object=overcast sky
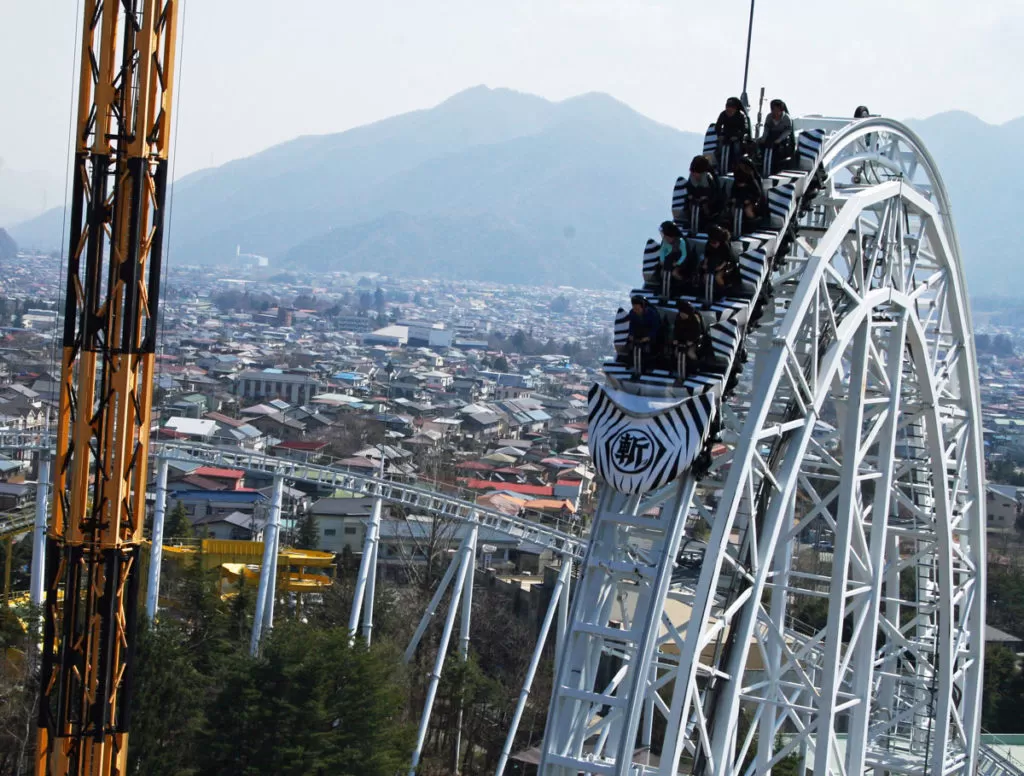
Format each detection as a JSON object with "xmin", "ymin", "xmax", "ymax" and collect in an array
[{"xmin": 1, "ymin": 0, "xmax": 1022, "ymax": 215}]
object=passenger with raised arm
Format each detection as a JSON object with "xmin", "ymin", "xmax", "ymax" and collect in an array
[
  {"xmin": 715, "ymin": 97, "xmax": 750, "ymax": 174},
  {"xmin": 702, "ymin": 226, "xmax": 744, "ymax": 301},
  {"xmin": 731, "ymin": 158, "xmax": 764, "ymax": 227},
  {"xmin": 758, "ymin": 99, "xmax": 794, "ymax": 175},
  {"xmin": 671, "ymin": 300, "xmax": 706, "ymax": 384},
  {"xmin": 626, "ymin": 295, "xmax": 661, "ymax": 378},
  {"xmin": 683, "ymin": 155, "xmax": 721, "ymax": 232}
]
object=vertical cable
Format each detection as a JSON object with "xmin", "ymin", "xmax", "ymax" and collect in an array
[
  {"xmin": 47, "ymin": 0, "xmax": 85, "ymax": 438},
  {"xmin": 740, "ymin": 0, "xmax": 756, "ymax": 110},
  {"xmin": 156, "ymin": 0, "xmax": 187, "ymax": 393}
]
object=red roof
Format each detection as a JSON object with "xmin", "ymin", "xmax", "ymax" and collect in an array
[
  {"xmin": 194, "ymin": 466, "xmax": 245, "ymax": 480},
  {"xmin": 463, "ymin": 479, "xmax": 554, "ymax": 497},
  {"xmin": 455, "ymin": 461, "xmax": 494, "ymax": 471}
]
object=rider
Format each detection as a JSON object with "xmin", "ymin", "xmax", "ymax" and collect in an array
[
  {"xmin": 671, "ymin": 300, "xmax": 706, "ymax": 383},
  {"xmin": 659, "ymin": 221, "xmax": 700, "ymax": 297},
  {"xmin": 626, "ymin": 295, "xmax": 661, "ymax": 377},
  {"xmin": 731, "ymin": 158, "xmax": 765, "ymax": 228},
  {"xmin": 683, "ymin": 155, "xmax": 722, "ymax": 232},
  {"xmin": 715, "ymin": 97, "xmax": 750, "ymax": 174},
  {"xmin": 702, "ymin": 226, "xmax": 744, "ymax": 301},
  {"xmin": 758, "ymin": 99, "xmax": 794, "ymax": 175}
]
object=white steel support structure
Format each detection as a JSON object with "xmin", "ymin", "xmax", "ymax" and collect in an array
[
  {"xmin": 539, "ymin": 118, "xmax": 986, "ymax": 775},
  {"xmin": 496, "ymin": 559, "xmax": 574, "ymax": 776},
  {"xmin": 261, "ymin": 475, "xmax": 284, "ymax": 637},
  {"xmin": 406, "ymin": 524, "xmax": 478, "ymax": 776},
  {"xmin": 250, "ymin": 473, "xmax": 283, "ymax": 655},
  {"xmin": 145, "ymin": 455, "xmax": 168, "ymax": 620},
  {"xmin": 349, "ymin": 496, "xmax": 383, "ymax": 644},
  {"xmin": 29, "ymin": 452, "xmax": 51, "ymax": 609},
  {"xmin": 540, "ymin": 477, "xmax": 698, "ymax": 774}
]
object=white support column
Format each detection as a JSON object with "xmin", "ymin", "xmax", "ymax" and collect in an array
[
  {"xmin": 261, "ymin": 474, "xmax": 284, "ymax": 637},
  {"xmin": 846, "ymin": 314, "xmax": 907, "ymax": 774},
  {"xmin": 556, "ymin": 557, "xmax": 571, "ymax": 657},
  {"xmin": 407, "ymin": 524, "xmax": 477, "ymax": 776},
  {"xmin": 361, "ymin": 540, "xmax": 378, "ymax": 645},
  {"xmin": 29, "ymin": 452, "xmax": 50, "ymax": 609},
  {"xmin": 757, "ymin": 489, "xmax": 797, "ymax": 774},
  {"xmin": 145, "ymin": 455, "xmax": 168, "ymax": 620},
  {"xmin": 349, "ymin": 497, "xmax": 383, "ymax": 641},
  {"xmin": 496, "ymin": 559, "xmax": 572, "ymax": 776},
  {"xmin": 404, "ymin": 534, "xmax": 471, "ymax": 664},
  {"xmin": 813, "ymin": 318, "xmax": 871, "ymax": 776},
  {"xmin": 250, "ymin": 473, "xmax": 283, "ymax": 655},
  {"xmin": 452, "ymin": 526, "xmax": 477, "ymax": 774}
]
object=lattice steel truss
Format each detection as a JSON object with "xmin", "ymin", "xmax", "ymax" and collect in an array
[
  {"xmin": 539, "ymin": 119, "xmax": 985, "ymax": 775},
  {"xmin": 37, "ymin": 2, "xmax": 179, "ymax": 773}
]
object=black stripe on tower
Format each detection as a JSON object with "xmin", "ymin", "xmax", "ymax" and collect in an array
[{"xmin": 142, "ymin": 158, "xmax": 169, "ymax": 354}]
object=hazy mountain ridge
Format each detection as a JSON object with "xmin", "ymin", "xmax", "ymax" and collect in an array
[
  {"xmin": 0, "ymin": 228, "xmax": 16, "ymax": 260},
  {"xmin": 9, "ymin": 87, "xmax": 1020, "ymax": 293}
]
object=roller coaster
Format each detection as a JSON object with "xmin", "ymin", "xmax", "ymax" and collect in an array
[{"xmin": 18, "ymin": 2, "xmax": 998, "ymax": 775}]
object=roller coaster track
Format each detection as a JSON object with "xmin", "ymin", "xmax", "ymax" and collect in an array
[
  {"xmin": 537, "ymin": 115, "xmax": 988, "ymax": 776},
  {"xmin": 0, "ymin": 433, "xmax": 585, "ymax": 560}
]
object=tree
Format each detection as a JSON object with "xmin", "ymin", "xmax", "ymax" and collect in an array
[
  {"xmin": 295, "ymin": 512, "xmax": 320, "ymax": 550},
  {"xmin": 549, "ymin": 294, "xmax": 571, "ymax": 314},
  {"xmin": 127, "ymin": 623, "xmax": 206, "ymax": 776},
  {"xmin": 493, "ymin": 355, "xmax": 509, "ymax": 373},
  {"xmin": 196, "ymin": 624, "xmax": 413, "ymax": 775},
  {"xmin": 164, "ymin": 500, "xmax": 193, "ymax": 539}
]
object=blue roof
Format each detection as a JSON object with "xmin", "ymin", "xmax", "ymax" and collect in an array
[{"xmin": 169, "ymin": 489, "xmax": 268, "ymax": 503}]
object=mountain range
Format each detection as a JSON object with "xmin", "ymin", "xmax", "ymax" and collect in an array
[{"xmin": 8, "ymin": 87, "xmax": 1020, "ymax": 294}]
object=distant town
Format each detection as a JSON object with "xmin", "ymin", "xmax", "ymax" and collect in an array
[
  {"xmin": 4, "ymin": 250, "xmax": 1024, "ymax": 547},
  {"xmin": 0, "ymin": 251, "xmax": 628, "ymax": 562}
]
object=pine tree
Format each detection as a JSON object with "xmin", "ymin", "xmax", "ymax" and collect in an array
[
  {"xmin": 164, "ymin": 500, "xmax": 193, "ymax": 539},
  {"xmin": 127, "ymin": 623, "xmax": 206, "ymax": 776},
  {"xmin": 295, "ymin": 512, "xmax": 320, "ymax": 550}
]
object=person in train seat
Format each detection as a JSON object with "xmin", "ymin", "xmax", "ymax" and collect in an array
[
  {"xmin": 852, "ymin": 106, "xmax": 872, "ymax": 183},
  {"xmin": 658, "ymin": 220, "xmax": 686, "ymax": 275},
  {"xmin": 658, "ymin": 221, "xmax": 701, "ymax": 297},
  {"xmin": 683, "ymin": 155, "xmax": 722, "ymax": 231},
  {"xmin": 758, "ymin": 99, "xmax": 795, "ymax": 175},
  {"xmin": 730, "ymin": 158, "xmax": 765, "ymax": 228},
  {"xmin": 714, "ymin": 96, "xmax": 751, "ymax": 174},
  {"xmin": 626, "ymin": 295, "xmax": 661, "ymax": 378},
  {"xmin": 702, "ymin": 226, "xmax": 746, "ymax": 301},
  {"xmin": 670, "ymin": 300, "xmax": 707, "ymax": 384}
]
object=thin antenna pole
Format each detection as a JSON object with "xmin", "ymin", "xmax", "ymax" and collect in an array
[{"xmin": 741, "ymin": 0, "xmax": 756, "ymax": 109}]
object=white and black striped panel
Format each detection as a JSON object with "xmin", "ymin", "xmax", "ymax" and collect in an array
[
  {"xmin": 705, "ymin": 299, "xmax": 748, "ymax": 322},
  {"xmin": 768, "ymin": 170, "xmax": 805, "ymax": 191},
  {"xmin": 613, "ymin": 307, "xmax": 629, "ymax": 349},
  {"xmin": 600, "ymin": 364, "xmax": 702, "ymax": 398},
  {"xmin": 738, "ymin": 248, "xmax": 769, "ymax": 285},
  {"xmin": 797, "ymin": 128, "xmax": 826, "ymax": 170},
  {"xmin": 643, "ymin": 240, "xmax": 661, "ymax": 285},
  {"xmin": 588, "ymin": 384, "xmax": 717, "ymax": 494},
  {"xmin": 702, "ymin": 123, "xmax": 718, "ymax": 156},
  {"xmin": 672, "ymin": 176, "xmax": 688, "ymax": 222},
  {"xmin": 707, "ymin": 319, "xmax": 742, "ymax": 362},
  {"xmin": 768, "ymin": 183, "xmax": 797, "ymax": 225}
]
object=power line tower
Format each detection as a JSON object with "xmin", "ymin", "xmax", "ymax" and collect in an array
[{"xmin": 36, "ymin": 1, "xmax": 180, "ymax": 773}]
